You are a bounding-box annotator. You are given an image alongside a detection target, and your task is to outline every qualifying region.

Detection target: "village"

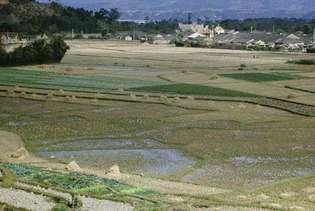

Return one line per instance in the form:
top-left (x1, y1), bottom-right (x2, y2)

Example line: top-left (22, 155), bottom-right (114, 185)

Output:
top-left (2, 22), bottom-right (315, 53)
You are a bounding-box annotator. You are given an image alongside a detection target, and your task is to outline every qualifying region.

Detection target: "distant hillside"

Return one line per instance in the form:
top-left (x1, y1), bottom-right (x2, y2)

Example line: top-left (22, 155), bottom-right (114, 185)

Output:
top-left (0, 0), bottom-right (100, 34)
top-left (39, 0), bottom-right (315, 20)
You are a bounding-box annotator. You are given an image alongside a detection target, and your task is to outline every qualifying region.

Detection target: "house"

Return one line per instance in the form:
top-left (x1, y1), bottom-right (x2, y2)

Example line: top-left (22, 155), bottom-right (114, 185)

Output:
top-left (214, 25), bottom-right (225, 35)
top-left (274, 34), bottom-right (308, 51)
top-left (188, 32), bottom-right (206, 39)
top-left (255, 40), bottom-right (266, 47)
top-left (214, 31), bottom-right (286, 50)
top-left (286, 34), bottom-right (300, 40)
top-left (1, 34), bottom-right (8, 44)
top-left (179, 23), bottom-right (214, 39)
top-left (125, 35), bottom-right (133, 41)
top-left (153, 34), bottom-right (170, 45)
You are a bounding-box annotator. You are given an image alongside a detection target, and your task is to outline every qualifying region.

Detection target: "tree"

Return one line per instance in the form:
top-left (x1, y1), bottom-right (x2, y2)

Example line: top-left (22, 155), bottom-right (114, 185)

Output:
top-left (0, 41), bottom-right (7, 65)
top-left (95, 8), bottom-right (120, 23)
top-left (50, 36), bottom-right (70, 62)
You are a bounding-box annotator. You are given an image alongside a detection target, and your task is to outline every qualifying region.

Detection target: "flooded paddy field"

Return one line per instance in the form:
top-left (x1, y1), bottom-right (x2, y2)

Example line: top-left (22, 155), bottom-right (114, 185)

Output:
top-left (1, 40), bottom-right (315, 197)
top-left (37, 138), bottom-right (195, 176)
top-left (2, 96), bottom-right (315, 190)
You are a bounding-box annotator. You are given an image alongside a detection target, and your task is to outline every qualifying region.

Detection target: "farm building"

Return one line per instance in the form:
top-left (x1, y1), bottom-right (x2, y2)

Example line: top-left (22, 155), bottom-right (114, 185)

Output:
top-left (152, 34), bottom-right (170, 45)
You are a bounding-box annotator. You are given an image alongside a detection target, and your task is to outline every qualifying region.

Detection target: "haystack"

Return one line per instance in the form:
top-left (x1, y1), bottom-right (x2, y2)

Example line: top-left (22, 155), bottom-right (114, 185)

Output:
top-left (65, 161), bottom-right (81, 171)
top-left (108, 164), bottom-right (120, 175)
top-left (209, 74), bottom-right (219, 80)
top-left (10, 147), bottom-right (29, 160)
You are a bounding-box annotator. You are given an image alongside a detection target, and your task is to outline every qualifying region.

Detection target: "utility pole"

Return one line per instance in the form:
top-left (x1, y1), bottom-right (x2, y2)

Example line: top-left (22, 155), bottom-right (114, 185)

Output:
top-left (133, 24), bottom-right (136, 40)
top-left (313, 28), bottom-right (315, 43)
top-left (188, 12), bottom-right (192, 24)
top-left (272, 25), bottom-right (275, 33)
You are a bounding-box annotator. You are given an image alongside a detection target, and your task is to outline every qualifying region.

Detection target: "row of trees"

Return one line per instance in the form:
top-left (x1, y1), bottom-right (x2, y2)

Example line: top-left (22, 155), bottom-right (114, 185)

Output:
top-left (0, 37), bottom-right (69, 66)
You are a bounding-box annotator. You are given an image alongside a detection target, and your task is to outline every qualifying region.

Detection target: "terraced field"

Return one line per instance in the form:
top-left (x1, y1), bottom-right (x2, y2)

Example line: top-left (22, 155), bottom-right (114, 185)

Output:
top-left (1, 40), bottom-right (315, 210)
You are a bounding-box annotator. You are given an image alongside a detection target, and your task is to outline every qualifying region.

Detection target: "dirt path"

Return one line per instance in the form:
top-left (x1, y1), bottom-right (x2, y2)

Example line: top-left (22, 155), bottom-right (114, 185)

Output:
top-left (79, 196), bottom-right (134, 211)
top-left (0, 187), bottom-right (55, 211)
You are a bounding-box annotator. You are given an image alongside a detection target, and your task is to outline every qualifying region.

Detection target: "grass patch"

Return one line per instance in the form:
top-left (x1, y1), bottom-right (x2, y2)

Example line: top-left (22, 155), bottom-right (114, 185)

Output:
top-left (221, 72), bottom-right (301, 82)
top-left (52, 203), bottom-right (71, 211)
top-left (0, 167), bottom-right (16, 188)
top-left (130, 83), bottom-right (257, 98)
top-left (0, 202), bottom-right (28, 211)
top-left (0, 68), bottom-right (167, 91)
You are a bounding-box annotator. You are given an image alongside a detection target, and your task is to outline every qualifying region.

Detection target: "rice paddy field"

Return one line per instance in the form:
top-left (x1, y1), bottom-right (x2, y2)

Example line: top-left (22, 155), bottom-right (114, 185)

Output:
top-left (1, 40), bottom-right (315, 210)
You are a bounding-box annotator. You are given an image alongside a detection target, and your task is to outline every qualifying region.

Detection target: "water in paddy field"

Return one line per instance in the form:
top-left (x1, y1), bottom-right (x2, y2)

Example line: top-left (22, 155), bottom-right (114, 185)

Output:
top-left (37, 138), bottom-right (195, 176)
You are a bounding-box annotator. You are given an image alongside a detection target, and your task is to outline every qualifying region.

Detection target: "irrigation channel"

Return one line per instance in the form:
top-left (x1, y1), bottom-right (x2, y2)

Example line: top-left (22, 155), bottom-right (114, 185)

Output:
top-left (1, 84), bottom-right (315, 117)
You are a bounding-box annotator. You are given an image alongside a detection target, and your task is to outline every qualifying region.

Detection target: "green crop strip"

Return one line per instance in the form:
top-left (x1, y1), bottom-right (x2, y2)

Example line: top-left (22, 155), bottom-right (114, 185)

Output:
top-left (0, 68), bottom-right (167, 91)
top-left (220, 72), bottom-right (302, 82)
top-left (130, 83), bottom-right (257, 98)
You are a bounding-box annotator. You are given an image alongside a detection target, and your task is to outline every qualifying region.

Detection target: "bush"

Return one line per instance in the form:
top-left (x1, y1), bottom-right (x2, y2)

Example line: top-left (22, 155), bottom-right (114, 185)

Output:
top-left (307, 47), bottom-right (315, 53)
top-left (184, 38), bottom-right (211, 48)
top-left (52, 203), bottom-right (71, 211)
top-left (287, 59), bottom-right (315, 65)
top-left (73, 34), bottom-right (83, 39)
top-left (0, 168), bottom-right (16, 188)
top-left (174, 38), bottom-right (185, 47)
top-left (0, 37), bottom-right (70, 66)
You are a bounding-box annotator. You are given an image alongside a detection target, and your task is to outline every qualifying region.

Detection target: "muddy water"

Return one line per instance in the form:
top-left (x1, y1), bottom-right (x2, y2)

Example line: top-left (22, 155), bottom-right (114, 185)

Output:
top-left (37, 139), bottom-right (195, 177)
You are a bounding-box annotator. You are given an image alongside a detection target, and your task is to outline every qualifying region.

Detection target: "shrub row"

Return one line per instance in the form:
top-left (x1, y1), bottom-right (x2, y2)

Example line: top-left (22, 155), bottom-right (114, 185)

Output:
top-left (287, 59), bottom-right (315, 65)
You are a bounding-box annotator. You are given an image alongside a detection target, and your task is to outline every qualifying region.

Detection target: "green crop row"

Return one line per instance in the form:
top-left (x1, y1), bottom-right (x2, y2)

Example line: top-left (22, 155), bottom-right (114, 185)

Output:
top-left (130, 83), bottom-right (257, 98)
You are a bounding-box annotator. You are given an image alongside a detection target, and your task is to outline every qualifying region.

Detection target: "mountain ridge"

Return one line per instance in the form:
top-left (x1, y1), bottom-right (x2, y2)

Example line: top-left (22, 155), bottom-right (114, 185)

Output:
top-left (39, 0), bottom-right (315, 20)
